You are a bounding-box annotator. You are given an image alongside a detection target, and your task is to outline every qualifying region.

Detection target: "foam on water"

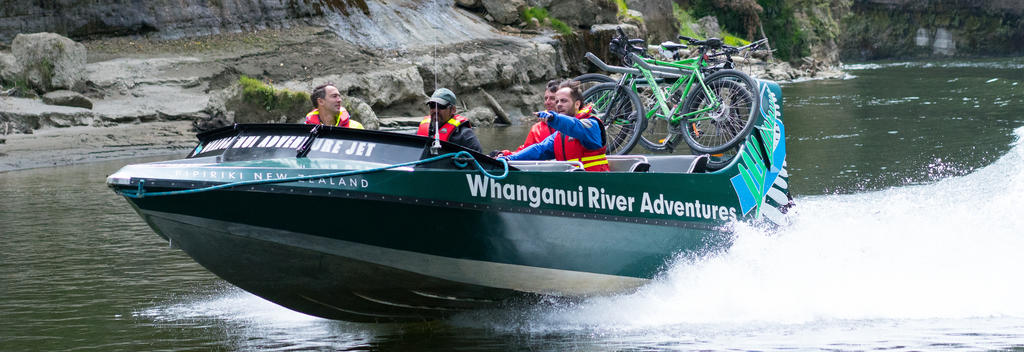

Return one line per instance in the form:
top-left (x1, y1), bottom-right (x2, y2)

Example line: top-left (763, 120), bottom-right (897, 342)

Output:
top-left (469, 126), bottom-right (1024, 333)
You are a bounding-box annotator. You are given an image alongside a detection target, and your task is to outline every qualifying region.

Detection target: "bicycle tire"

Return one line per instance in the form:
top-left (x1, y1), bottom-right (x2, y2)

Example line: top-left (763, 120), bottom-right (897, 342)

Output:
top-left (636, 82), bottom-right (685, 151)
top-left (679, 69), bottom-right (760, 154)
top-left (574, 73), bottom-right (616, 95)
top-left (582, 82), bottom-right (646, 155)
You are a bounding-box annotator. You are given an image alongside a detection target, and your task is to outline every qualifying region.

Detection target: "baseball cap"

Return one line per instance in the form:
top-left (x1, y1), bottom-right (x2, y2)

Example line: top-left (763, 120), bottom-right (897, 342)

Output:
top-left (426, 88), bottom-right (457, 107)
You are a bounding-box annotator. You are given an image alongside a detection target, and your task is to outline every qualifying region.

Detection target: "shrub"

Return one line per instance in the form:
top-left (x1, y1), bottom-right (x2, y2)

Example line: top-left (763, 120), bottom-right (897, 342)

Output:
top-left (239, 75), bottom-right (308, 113)
top-left (521, 7), bottom-right (573, 36)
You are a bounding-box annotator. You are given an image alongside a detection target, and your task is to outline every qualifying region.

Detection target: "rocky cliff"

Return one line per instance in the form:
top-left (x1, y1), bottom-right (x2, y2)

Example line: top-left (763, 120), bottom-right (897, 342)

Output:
top-left (840, 0), bottom-right (1024, 59)
top-left (0, 0), bottom-right (323, 42)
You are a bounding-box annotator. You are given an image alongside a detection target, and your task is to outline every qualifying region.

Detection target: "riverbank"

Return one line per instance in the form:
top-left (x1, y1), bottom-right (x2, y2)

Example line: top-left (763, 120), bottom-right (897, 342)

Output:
top-left (0, 121), bottom-right (194, 172)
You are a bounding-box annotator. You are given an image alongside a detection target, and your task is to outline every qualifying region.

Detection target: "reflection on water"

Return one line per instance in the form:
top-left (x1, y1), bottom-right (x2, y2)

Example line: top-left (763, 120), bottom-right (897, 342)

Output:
top-left (2, 59), bottom-right (1024, 351)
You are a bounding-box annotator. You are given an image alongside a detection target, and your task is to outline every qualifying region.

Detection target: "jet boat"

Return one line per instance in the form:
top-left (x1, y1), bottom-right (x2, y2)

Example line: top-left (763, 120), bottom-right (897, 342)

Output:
top-left (108, 82), bottom-right (791, 322)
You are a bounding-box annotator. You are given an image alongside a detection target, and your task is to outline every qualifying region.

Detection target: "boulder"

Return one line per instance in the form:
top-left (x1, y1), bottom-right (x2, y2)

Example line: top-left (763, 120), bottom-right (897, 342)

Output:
top-left (695, 16), bottom-right (721, 39)
top-left (620, 9), bottom-right (647, 37)
top-left (460, 106), bottom-right (496, 127)
top-left (455, 0), bottom-right (482, 9)
top-left (625, 0), bottom-right (678, 42)
top-left (12, 33), bottom-right (87, 93)
top-left (1, 52), bottom-right (18, 84)
top-left (481, 0), bottom-right (525, 25)
top-left (341, 96), bottom-right (381, 130)
top-left (41, 90), bottom-right (93, 109)
top-left (525, 0), bottom-right (553, 8)
top-left (548, 0), bottom-right (618, 29)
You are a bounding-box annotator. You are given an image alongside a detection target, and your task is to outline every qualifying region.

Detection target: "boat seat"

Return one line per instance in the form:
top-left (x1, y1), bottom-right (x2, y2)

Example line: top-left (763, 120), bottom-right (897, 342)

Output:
top-left (606, 155), bottom-right (650, 172)
top-left (645, 154), bottom-right (710, 173)
top-left (508, 160), bottom-right (584, 172)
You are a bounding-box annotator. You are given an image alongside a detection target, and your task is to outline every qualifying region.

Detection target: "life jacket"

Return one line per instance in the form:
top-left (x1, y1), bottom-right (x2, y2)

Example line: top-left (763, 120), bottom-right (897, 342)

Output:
top-left (552, 105), bottom-right (610, 172)
top-left (417, 114), bottom-right (470, 142)
top-left (516, 120), bottom-right (555, 152)
top-left (305, 108), bottom-right (362, 129)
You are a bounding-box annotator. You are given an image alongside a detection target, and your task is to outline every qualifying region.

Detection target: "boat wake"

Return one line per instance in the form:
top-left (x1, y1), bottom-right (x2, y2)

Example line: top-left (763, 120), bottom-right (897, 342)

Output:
top-left (455, 126), bottom-right (1024, 333)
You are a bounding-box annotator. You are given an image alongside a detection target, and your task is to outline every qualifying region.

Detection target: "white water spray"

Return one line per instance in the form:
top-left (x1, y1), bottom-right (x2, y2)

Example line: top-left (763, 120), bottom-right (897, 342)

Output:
top-left (487, 126), bottom-right (1024, 332)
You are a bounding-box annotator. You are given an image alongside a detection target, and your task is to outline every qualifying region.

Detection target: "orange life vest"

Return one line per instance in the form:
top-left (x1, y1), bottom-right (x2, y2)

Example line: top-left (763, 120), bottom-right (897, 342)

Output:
top-left (552, 105), bottom-right (609, 172)
top-left (516, 121), bottom-right (555, 152)
top-left (417, 114), bottom-right (469, 142)
top-left (305, 108), bottom-right (353, 127)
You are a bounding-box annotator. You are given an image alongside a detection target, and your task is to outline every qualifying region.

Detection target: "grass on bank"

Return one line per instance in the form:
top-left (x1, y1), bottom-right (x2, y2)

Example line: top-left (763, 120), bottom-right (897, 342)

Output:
top-left (521, 7), bottom-right (572, 36)
top-left (672, 2), bottom-right (750, 46)
top-left (613, 0), bottom-right (644, 24)
top-left (239, 75), bottom-right (308, 113)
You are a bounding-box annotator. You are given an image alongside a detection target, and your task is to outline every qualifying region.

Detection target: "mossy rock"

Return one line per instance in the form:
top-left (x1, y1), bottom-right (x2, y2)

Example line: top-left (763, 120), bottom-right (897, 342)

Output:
top-left (230, 76), bottom-right (311, 124)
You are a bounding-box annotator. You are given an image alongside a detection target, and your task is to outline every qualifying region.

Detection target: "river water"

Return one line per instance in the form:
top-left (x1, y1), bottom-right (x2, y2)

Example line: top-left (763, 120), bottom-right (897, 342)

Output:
top-left (2, 59), bottom-right (1023, 351)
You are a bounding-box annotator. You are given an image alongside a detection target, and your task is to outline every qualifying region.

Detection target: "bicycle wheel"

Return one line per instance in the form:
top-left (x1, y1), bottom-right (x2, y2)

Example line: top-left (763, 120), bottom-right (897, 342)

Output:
top-left (679, 69), bottom-right (760, 154)
top-left (636, 81), bottom-right (685, 151)
top-left (573, 73), bottom-right (615, 93)
top-left (582, 82), bottom-right (646, 155)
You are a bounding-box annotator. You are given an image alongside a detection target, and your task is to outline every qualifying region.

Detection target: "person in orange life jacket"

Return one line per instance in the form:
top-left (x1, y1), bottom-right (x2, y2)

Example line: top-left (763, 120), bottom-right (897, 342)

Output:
top-left (517, 79), bottom-right (562, 151)
top-left (499, 80), bottom-right (610, 171)
top-left (305, 83), bottom-right (364, 129)
top-left (489, 79), bottom-right (562, 158)
top-left (417, 88), bottom-right (482, 153)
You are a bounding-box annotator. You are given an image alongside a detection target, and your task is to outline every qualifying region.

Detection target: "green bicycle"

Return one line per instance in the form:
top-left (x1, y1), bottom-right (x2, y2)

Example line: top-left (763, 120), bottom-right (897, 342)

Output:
top-left (582, 29), bottom-right (762, 162)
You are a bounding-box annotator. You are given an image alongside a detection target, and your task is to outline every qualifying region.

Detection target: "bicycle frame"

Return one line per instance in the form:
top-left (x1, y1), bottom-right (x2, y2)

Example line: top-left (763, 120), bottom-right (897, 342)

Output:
top-left (625, 54), bottom-right (720, 126)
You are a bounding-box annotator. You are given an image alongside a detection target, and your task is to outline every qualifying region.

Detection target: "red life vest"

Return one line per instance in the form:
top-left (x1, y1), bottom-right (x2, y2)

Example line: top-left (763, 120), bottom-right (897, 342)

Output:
top-left (516, 121), bottom-right (555, 152)
top-left (552, 105), bottom-right (610, 172)
top-left (417, 114), bottom-right (469, 142)
top-left (305, 108), bottom-right (353, 127)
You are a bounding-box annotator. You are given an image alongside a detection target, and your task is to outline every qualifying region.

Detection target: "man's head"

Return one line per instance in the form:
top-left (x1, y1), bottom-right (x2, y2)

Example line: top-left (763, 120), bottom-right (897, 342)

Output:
top-left (543, 79), bottom-right (562, 111)
top-left (553, 80), bottom-right (583, 116)
top-left (426, 88), bottom-right (457, 122)
top-left (311, 83), bottom-right (343, 116)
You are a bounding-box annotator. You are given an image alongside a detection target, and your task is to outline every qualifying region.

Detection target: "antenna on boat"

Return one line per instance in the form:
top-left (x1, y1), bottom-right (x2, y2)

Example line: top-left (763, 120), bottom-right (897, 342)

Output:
top-left (429, 44), bottom-right (442, 155)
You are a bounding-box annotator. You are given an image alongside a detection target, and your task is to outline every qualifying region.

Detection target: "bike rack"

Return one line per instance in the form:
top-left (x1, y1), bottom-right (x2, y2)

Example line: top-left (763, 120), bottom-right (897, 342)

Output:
top-left (584, 52), bottom-right (683, 80)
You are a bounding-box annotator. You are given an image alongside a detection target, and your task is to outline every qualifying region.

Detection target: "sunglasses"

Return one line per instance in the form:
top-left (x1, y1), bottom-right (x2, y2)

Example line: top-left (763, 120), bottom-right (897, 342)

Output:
top-left (427, 102), bottom-right (450, 109)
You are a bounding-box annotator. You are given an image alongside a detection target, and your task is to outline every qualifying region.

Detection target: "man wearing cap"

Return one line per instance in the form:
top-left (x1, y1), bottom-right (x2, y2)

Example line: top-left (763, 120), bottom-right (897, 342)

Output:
top-left (499, 80), bottom-right (609, 171)
top-left (305, 83), bottom-right (364, 129)
top-left (417, 88), bottom-right (482, 153)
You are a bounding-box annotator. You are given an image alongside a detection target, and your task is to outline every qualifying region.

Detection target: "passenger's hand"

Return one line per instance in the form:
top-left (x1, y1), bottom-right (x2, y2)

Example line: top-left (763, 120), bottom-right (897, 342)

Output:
top-left (536, 110), bottom-right (554, 121)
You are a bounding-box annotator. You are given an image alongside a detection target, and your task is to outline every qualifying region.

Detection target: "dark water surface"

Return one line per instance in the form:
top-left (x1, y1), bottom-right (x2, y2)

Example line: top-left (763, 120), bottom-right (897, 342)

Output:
top-left (2, 59), bottom-right (1024, 351)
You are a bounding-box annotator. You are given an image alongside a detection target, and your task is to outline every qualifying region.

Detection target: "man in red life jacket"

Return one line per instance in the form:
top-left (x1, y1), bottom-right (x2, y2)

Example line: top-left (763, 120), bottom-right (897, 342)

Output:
top-left (489, 79), bottom-right (561, 157)
top-left (499, 80), bottom-right (610, 171)
top-left (304, 83), bottom-right (364, 129)
top-left (417, 88), bottom-right (482, 153)
top-left (516, 79), bottom-right (561, 151)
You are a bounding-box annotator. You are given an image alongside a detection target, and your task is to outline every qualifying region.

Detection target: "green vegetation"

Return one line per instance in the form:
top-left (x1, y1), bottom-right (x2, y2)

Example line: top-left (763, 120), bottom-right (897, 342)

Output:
top-left (722, 34), bottom-right (750, 47)
top-left (239, 75), bottom-right (308, 113)
top-left (613, 0), bottom-right (643, 23)
top-left (673, 3), bottom-right (750, 46)
top-left (521, 7), bottom-right (572, 36)
top-left (1, 77), bottom-right (35, 97)
top-left (673, 3), bottom-right (703, 40)
top-left (689, 0), bottom-right (808, 61)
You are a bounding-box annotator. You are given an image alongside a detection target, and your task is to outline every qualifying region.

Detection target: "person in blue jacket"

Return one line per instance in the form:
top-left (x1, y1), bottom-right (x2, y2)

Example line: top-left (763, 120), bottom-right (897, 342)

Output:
top-left (500, 80), bottom-right (610, 171)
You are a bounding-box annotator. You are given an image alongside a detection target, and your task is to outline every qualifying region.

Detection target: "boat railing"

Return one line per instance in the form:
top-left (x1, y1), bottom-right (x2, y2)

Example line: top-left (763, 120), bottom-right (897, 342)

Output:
top-left (606, 155), bottom-right (650, 172)
top-left (645, 154), bottom-right (710, 173)
top-left (508, 160), bottom-right (585, 172)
